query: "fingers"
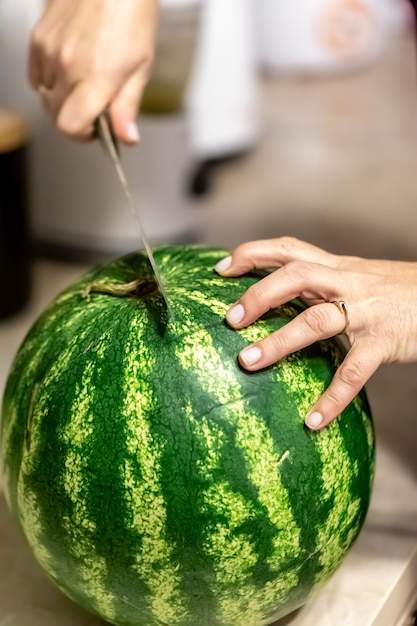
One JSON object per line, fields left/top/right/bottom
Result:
{"left": 225, "top": 261, "right": 342, "bottom": 329}
{"left": 28, "top": 1, "right": 67, "bottom": 90}
{"left": 37, "top": 82, "right": 71, "bottom": 125}
{"left": 238, "top": 302, "right": 352, "bottom": 371}
{"left": 62, "top": 62, "right": 151, "bottom": 143}
{"left": 27, "top": 0, "right": 158, "bottom": 142}
{"left": 29, "top": 26, "right": 110, "bottom": 140}
{"left": 215, "top": 237, "right": 378, "bottom": 430}
{"left": 28, "top": 0, "right": 74, "bottom": 91}
{"left": 238, "top": 311, "right": 380, "bottom": 430}
{"left": 35, "top": 76, "right": 145, "bottom": 144}
{"left": 36, "top": 75, "right": 143, "bottom": 143}
{"left": 56, "top": 79, "right": 116, "bottom": 140}
{"left": 215, "top": 237, "right": 339, "bottom": 276}
{"left": 34, "top": 78, "right": 113, "bottom": 141}
{"left": 215, "top": 237, "right": 417, "bottom": 431}
{"left": 304, "top": 343, "right": 381, "bottom": 430}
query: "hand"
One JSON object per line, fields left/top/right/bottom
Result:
{"left": 215, "top": 237, "right": 417, "bottom": 430}
{"left": 29, "top": 0, "right": 159, "bottom": 143}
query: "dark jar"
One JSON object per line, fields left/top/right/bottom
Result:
{"left": 0, "top": 108, "right": 31, "bottom": 319}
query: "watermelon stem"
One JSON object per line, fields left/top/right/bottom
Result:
{"left": 82, "top": 279, "right": 158, "bottom": 300}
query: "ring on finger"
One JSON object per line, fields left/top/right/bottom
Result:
{"left": 330, "top": 300, "right": 350, "bottom": 334}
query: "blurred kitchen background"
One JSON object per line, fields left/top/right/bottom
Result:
{"left": 2, "top": 1, "right": 417, "bottom": 624}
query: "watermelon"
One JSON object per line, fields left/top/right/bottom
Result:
{"left": 0, "top": 245, "right": 374, "bottom": 626}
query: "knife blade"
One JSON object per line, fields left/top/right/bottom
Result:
{"left": 95, "top": 110, "right": 170, "bottom": 312}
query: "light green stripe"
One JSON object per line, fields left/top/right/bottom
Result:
{"left": 61, "top": 359, "right": 116, "bottom": 620}
{"left": 168, "top": 290, "right": 229, "bottom": 341}
{"left": 122, "top": 317, "right": 188, "bottom": 624}
{"left": 175, "top": 289, "right": 229, "bottom": 316}
{"left": 280, "top": 357, "right": 362, "bottom": 583}
{"left": 353, "top": 394, "right": 375, "bottom": 492}
{"left": 279, "top": 357, "right": 361, "bottom": 585}
{"left": 15, "top": 340, "right": 78, "bottom": 586}
{"left": 3, "top": 304, "right": 95, "bottom": 453}
{"left": 1, "top": 402, "right": 17, "bottom": 505}
{"left": 176, "top": 325, "right": 301, "bottom": 624}
{"left": 313, "top": 428, "right": 360, "bottom": 584}
{"left": 278, "top": 353, "right": 326, "bottom": 419}
{"left": 180, "top": 290, "right": 278, "bottom": 349}
{"left": 1, "top": 336, "right": 50, "bottom": 473}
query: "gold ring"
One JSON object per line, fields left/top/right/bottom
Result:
{"left": 330, "top": 300, "right": 350, "bottom": 334}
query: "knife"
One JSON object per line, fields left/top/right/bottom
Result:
{"left": 95, "top": 110, "right": 170, "bottom": 311}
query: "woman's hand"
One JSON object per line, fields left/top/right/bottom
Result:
{"left": 29, "top": 0, "right": 159, "bottom": 143}
{"left": 215, "top": 237, "right": 417, "bottom": 430}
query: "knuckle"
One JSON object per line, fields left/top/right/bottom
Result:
{"left": 267, "top": 330, "right": 290, "bottom": 356}
{"left": 322, "top": 391, "right": 344, "bottom": 416}
{"left": 336, "top": 360, "right": 366, "bottom": 390}
{"left": 57, "top": 44, "right": 75, "bottom": 71}
{"left": 34, "top": 31, "right": 57, "bottom": 60}
{"left": 245, "top": 281, "right": 270, "bottom": 308}
{"left": 302, "top": 307, "right": 330, "bottom": 335}
{"left": 285, "top": 260, "right": 313, "bottom": 282}
{"left": 319, "top": 358, "right": 369, "bottom": 418}
{"left": 30, "top": 26, "right": 45, "bottom": 50}
{"left": 278, "top": 236, "right": 302, "bottom": 255}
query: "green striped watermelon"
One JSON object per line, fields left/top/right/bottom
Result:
{"left": 0, "top": 245, "right": 374, "bottom": 626}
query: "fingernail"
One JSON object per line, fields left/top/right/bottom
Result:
{"left": 226, "top": 303, "right": 245, "bottom": 325}
{"left": 240, "top": 346, "right": 261, "bottom": 366}
{"left": 305, "top": 412, "right": 323, "bottom": 430}
{"left": 215, "top": 256, "right": 232, "bottom": 274}
{"left": 127, "top": 121, "right": 140, "bottom": 142}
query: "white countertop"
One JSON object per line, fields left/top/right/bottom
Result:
{"left": 1, "top": 258, "right": 417, "bottom": 626}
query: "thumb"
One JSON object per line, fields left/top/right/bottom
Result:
{"left": 110, "top": 72, "right": 149, "bottom": 144}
